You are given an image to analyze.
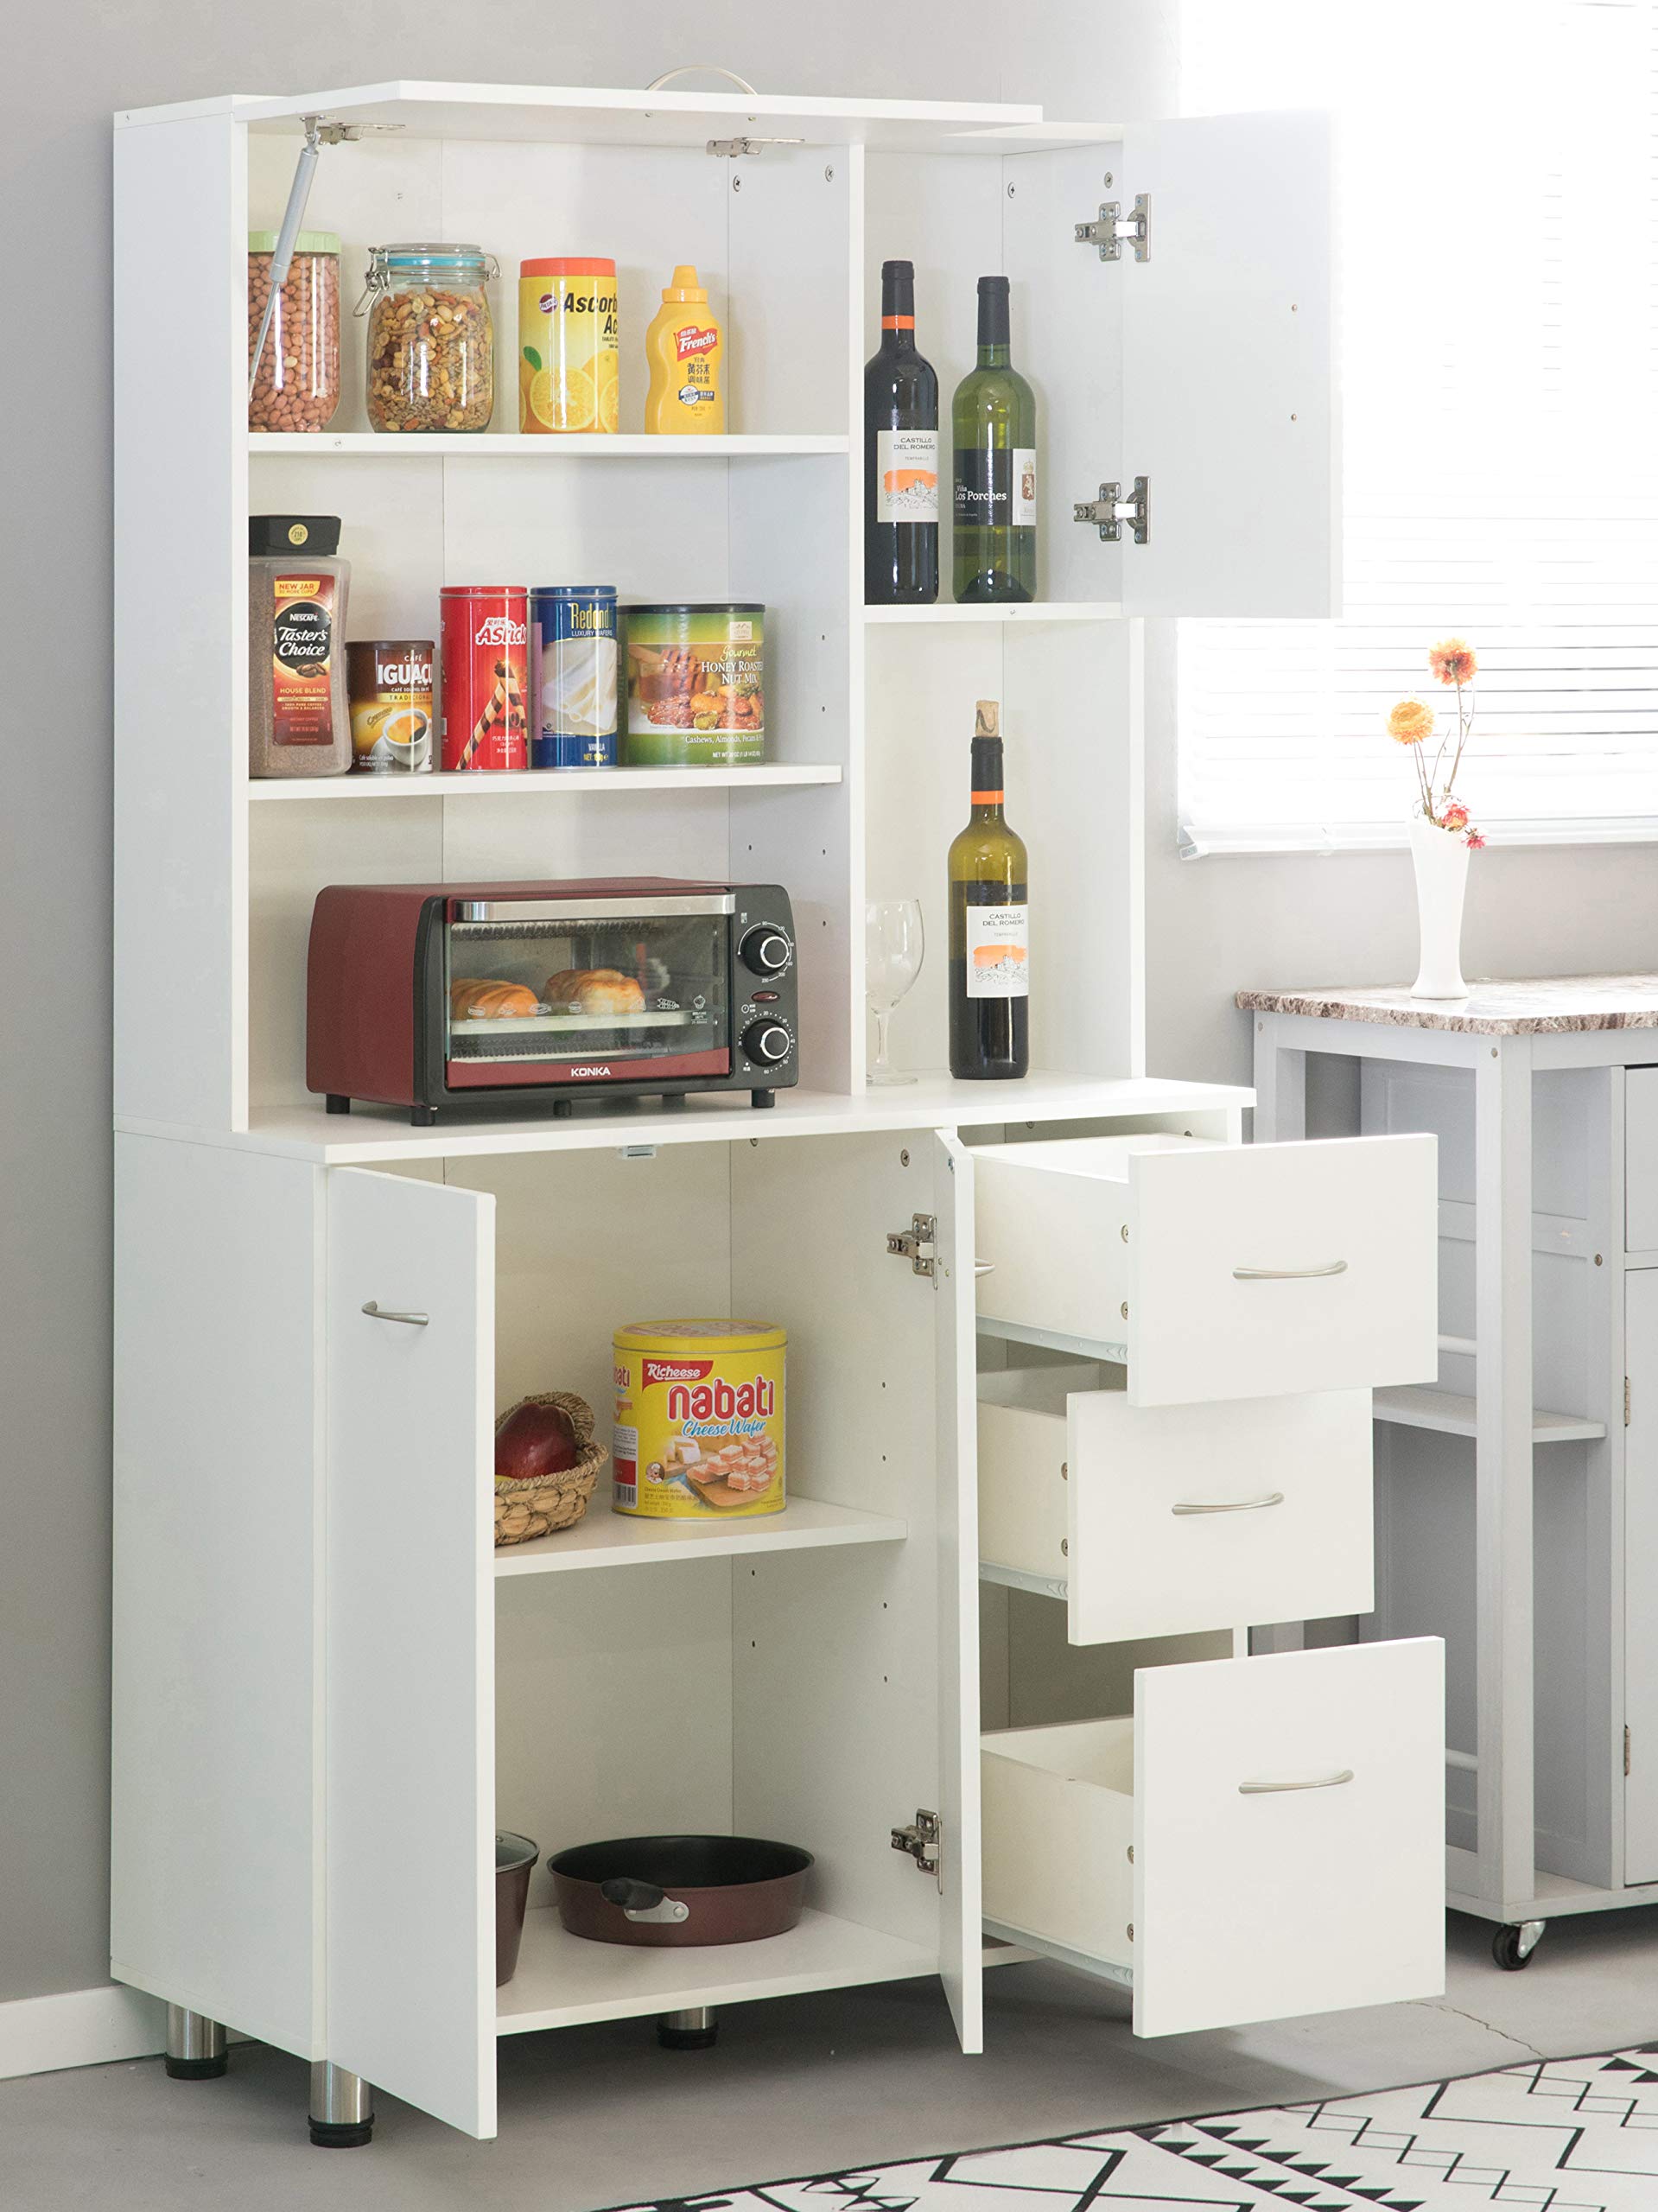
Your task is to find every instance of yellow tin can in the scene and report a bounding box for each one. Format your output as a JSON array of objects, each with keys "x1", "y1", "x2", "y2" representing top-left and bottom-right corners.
[
  {"x1": 612, "y1": 1319, "x2": 785, "y2": 1519},
  {"x1": 518, "y1": 257, "x2": 619, "y2": 434}
]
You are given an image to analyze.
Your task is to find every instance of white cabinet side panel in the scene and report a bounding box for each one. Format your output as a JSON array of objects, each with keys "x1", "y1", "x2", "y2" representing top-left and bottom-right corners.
[
  {"x1": 112, "y1": 1135, "x2": 322, "y2": 2052},
  {"x1": 1626, "y1": 1269, "x2": 1658, "y2": 1883},
  {"x1": 1121, "y1": 111, "x2": 1338, "y2": 617},
  {"x1": 114, "y1": 113, "x2": 246, "y2": 1128},
  {"x1": 327, "y1": 1167, "x2": 495, "y2": 2139}
]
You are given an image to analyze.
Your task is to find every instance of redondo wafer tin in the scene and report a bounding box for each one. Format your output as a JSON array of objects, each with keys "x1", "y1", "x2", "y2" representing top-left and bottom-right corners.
[
  {"x1": 440, "y1": 585, "x2": 528, "y2": 771},
  {"x1": 612, "y1": 1319, "x2": 785, "y2": 1520}
]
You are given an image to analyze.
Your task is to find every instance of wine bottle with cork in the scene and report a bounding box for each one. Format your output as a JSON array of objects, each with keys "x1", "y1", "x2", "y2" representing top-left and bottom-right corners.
[{"x1": 947, "y1": 699, "x2": 1029, "y2": 1080}]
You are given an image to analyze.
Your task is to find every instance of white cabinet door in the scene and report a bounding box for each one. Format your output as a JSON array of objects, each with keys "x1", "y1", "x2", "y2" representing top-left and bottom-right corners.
[
  {"x1": 327, "y1": 1166, "x2": 496, "y2": 2139},
  {"x1": 1626, "y1": 1270, "x2": 1658, "y2": 1882},
  {"x1": 935, "y1": 1134, "x2": 984, "y2": 2053},
  {"x1": 1121, "y1": 111, "x2": 1339, "y2": 617}
]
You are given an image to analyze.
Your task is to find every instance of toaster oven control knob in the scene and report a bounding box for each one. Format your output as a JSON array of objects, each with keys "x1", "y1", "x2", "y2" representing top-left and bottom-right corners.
[
  {"x1": 742, "y1": 1020, "x2": 793, "y2": 1067},
  {"x1": 739, "y1": 925, "x2": 793, "y2": 978}
]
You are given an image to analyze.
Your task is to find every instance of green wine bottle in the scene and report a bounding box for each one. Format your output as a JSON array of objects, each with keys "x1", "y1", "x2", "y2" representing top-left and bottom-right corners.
[
  {"x1": 951, "y1": 276, "x2": 1037, "y2": 603},
  {"x1": 948, "y1": 700, "x2": 1029, "y2": 1080}
]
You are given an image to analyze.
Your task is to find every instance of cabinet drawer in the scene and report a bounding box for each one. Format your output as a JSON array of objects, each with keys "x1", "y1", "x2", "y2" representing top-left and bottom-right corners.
[
  {"x1": 1627, "y1": 1068, "x2": 1658, "y2": 1250},
  {"x1": 971, "y1": 1132, "x2": 1437, "y2": 1405},
  {"x1": 978, "y1": 1365, "x2": 1373, "y2": 1643},
  {"x1": 981, "y1": 1638, "x2": 1445, "y2": 2037}
]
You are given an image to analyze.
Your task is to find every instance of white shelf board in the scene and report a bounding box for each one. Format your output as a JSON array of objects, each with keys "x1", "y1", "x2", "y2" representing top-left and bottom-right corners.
[
  {"x1": 219, "y1": 81, "x2": 1040, "y2": 151},
  {"x1": 864, "y1": 601, "x2": 1123, "y2": 626},
  {"x1": 1373, "y1": 1384, "x2": 1606, "y2": 1445},
  {"x1": 118, "y1": 1071, "x2": 1255, "y2": 1166},
  {"x1": 250, "y1": 431, "x2": 848, "y2": 460},
  {"x1": 497, "y1": 1905, "x2": 937, "y2": 2035},
  {"x1": 247, "y1": 764, "x2": 842, "y2": 804},
  {"x1": 494, "y1": 1494, "x2": 905, "y2": 1577}
]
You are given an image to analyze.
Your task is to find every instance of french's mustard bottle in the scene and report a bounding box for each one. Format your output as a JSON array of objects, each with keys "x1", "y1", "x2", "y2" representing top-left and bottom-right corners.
[{"x1": 644, "y1": 265, "x2": 726, "y2": 434}]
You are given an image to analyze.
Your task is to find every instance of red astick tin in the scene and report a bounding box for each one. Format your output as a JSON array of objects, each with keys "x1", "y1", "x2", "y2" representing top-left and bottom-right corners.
[{"x1": 441, "y1": 586, "x2": 529, "y2": 770}]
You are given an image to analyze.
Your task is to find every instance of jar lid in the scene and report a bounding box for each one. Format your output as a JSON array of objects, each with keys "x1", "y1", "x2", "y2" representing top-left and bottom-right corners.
[
  {"x1": 521, "y1": 257, "x2": 616, "y2": 277},
  {"x1": 614, "y1": 1319, "x2": 786, "y2": 1353},
  {"x1": 248, "y1": 229, "x2": 340, "y2": 255},
  {"x1": 249, "y1": 514, "x2": 342, "y2": 557},
  {"x1": 376, "y1": 241, "x2": 490, "y2": 265}
]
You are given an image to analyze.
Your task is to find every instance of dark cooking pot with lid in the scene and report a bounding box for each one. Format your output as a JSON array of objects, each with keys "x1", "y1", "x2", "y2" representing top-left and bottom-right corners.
[{"x1": 548, "y1": 1834, "x2": 813, "y2": 1948}]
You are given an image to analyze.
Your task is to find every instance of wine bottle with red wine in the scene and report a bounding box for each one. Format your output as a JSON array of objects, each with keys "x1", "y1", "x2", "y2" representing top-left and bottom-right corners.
[{"x1": 864, "y1": 258, "x2": 939, "y2": 605}]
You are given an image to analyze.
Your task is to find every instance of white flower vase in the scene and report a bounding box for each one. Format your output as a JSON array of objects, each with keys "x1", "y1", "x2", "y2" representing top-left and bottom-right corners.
[{"x1": 1408, "y1": 813, "x2": 1470, "y2": 1000}]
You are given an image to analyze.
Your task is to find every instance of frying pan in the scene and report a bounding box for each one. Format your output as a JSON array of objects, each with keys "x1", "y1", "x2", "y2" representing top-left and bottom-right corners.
[{"x1": 548, "y1": 1834, "x2": 812, "y2": 1948}]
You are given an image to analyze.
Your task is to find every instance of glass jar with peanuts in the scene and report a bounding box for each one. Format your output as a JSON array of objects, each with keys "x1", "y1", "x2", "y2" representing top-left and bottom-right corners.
[
  {"x1": 360, "y1": 243, "x2": 499, "y2": 434},
  {"x1": 247, "y1": 230, "x2": 341, "y2": 431}
]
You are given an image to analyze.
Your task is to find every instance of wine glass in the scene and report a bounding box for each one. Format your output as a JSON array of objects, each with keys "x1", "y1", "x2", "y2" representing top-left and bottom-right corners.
[{"x1": 866, "y1": 900, "x2": 925, "y2": 1086}]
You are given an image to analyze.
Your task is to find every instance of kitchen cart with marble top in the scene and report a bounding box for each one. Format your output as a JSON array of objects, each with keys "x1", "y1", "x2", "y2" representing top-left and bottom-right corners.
[
  {"x1": 111, "y1": 76, "x2": 1446, "y2": 2147},
  {"x1": 1244, "y1": 976, "x2": 1658, "y2": 1970}
]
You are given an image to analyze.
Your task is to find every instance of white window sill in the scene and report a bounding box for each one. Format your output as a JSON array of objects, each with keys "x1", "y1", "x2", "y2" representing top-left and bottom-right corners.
[{"x1": 1178, "y1": 817, "x2": 1658, "y2": 858}]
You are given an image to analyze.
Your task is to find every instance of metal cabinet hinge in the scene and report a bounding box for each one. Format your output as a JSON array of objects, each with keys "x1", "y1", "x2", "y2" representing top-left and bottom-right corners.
[
  {"x1": 1628, "y1": 1725, "x2": 1633, "y2": 1777},
  {"x1": 1627, "y1": 1375, "x2": 1632, "y2": 1427},
  {"x1": 707, "y1": 135, "x2": 803, "y2": 157},
  {"x1": 892, "y1": 1808, "x2": 941, "y2": 1877},
  {"x1": 1075, "y1": 477, "x2": 1150, "y2": 545},
  {"x1": 886, "y1": 1213, "x2": 937, "y2": 1277},
  {"x1": 1075, "y1": 193, "x2": 1150, "y2": 262}
]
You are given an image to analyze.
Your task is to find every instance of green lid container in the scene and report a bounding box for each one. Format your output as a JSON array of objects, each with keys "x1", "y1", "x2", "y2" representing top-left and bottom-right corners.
[{"x1": 248, "y1": 230, "x2": 341, "y2": 256}]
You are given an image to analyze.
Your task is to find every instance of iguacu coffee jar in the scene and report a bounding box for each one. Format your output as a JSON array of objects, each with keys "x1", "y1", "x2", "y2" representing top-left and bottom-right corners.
[{"x1": 248, "y1": 515, "x2": 352, "y2": 778}]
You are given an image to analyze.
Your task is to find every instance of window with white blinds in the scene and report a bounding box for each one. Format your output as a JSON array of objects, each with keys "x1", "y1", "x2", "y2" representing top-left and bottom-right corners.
[{"x1": 1178, "y1": 0, "x2": 1658, "y2": 854}]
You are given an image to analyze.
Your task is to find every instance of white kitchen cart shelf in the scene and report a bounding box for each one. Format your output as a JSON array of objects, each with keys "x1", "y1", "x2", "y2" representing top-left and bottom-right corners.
[
  {"x1": 113, "y1": 73, "x2": 1442, "y2": 2152},
  {"x1": 1372, "y1": 1385, "x2": 1606, "y2": 1445},
  {"x1": 245, "y1": 764, "x2": 845, "y2": 803},
  {"x1": 862, "y1": 602, "x2": 1124, "y2": 625}
]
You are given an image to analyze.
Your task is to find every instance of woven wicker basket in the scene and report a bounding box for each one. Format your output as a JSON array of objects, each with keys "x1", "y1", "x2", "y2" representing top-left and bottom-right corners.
[{"x1": 493, "y1": 1390, "x2": 606, "y2": 1546}]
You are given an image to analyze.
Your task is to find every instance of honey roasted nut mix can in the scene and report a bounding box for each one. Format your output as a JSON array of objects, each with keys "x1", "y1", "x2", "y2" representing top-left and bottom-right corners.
[
  {"x1": 440, "y1": 586, "x2": 529, "y2": 771},
  {"x1": 612, "y1": 1320, "x2": 785, "y2": 1520}
]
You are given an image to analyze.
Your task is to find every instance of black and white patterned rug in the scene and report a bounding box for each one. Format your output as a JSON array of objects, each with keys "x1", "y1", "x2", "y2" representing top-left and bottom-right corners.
[{"x1": 613, "y1": 2044, "x2": 1658, "y2": 2210}]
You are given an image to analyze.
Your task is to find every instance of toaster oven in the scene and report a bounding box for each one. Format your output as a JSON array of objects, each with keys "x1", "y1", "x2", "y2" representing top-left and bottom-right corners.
[{"x1": 306, "y1": 879, "x2": 798, "y2": 1123}]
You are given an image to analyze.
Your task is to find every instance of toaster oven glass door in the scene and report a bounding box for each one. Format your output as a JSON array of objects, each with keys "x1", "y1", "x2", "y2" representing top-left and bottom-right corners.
[{"x1": 443, "y1": 898, "x2": 732, "y2": 1085}]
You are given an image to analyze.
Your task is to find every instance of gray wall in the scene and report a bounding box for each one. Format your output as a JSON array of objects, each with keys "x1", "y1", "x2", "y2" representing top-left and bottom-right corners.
[{"x1": 9, "y1": 0, "x2": 1652, "y2": 2013}]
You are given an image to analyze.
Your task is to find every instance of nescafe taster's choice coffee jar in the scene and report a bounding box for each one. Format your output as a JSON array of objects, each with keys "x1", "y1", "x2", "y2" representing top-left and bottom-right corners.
[
  {"x1": 347, "y1": 639, "x2": 435, "y2": 772},
  {"x1": 247, "y1": 514, "x2": 352, "y2": 779}
]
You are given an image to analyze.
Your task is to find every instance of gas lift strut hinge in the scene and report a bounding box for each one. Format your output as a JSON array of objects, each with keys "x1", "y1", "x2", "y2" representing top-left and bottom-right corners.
[
  {"x1": 892, "y1": 1808, "x2": 941, "y2": 1877},
  {"x1": 886, "y1": 1214, "x2": 938, "y2": 1278},
  {"x1": 1075, "y1": 193, "x2": 1150, "y2": 263},
  {"x1": 1075, "y1": 477, "x2": 1150, "y2": 546}
]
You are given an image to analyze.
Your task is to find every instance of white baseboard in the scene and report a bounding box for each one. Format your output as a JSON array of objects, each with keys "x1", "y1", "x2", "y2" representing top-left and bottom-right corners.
[{"x1": 0, "y1": 1984, "x2": 167, "y2": 2081}]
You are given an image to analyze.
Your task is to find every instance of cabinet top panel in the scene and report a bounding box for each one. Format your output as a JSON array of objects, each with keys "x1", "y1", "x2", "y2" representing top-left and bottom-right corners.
[
  {"x1": 119, "y1": 81, "x2": 1044, "y2": 150},
  {"x1": 1240, "y1": 975, "x2": 1658, "y2": 1037}
]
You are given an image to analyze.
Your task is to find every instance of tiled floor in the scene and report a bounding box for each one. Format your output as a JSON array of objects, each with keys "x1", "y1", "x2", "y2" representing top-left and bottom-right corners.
[{"x1": 5, "y1": 1909, "x2": 1658, "y2": 2212}]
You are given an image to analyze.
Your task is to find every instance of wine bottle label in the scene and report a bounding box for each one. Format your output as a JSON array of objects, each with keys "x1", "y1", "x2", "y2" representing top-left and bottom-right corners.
[
  {"x1": 1013, "y1": 448, "x2": 1038, "y2": 528},
  {"x1": 877, "y1": 429, "x2": 939, "y2": 523},
  {"x1": 964, "y1": 905, "x2": 1030, "y2": 998}
]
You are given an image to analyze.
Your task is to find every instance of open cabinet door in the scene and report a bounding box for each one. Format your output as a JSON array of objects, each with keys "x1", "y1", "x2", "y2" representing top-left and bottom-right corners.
[
  {"x1": 1120, "y1": 111, "x2": 1338, "y2": 616},
  {"x1": 935, "y1": 1134, "x2": 983, "y2": 2051},
  {"x1": 327, "y1": 1167, "x2": 497, "y2": 2139}
]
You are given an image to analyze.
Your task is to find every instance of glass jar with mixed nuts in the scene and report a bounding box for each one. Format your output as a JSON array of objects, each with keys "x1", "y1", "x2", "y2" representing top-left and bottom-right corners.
[{"x1": 361, "y1": 243, "x2": 498, "y2": 433}]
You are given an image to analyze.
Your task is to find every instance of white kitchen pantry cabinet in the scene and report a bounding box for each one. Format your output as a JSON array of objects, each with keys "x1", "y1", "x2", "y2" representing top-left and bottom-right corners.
[{"x1": 111, "y1": 79, "x2": 1443, "y2": 2146}]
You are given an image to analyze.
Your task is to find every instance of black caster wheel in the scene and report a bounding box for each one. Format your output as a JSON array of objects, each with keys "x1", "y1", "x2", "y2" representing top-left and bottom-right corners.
[
  {"x1": 165, "y1": 2053, "x2": 228, "y2": 2080},
  {"x1": 1492, "y1": 1920, "x2": 1545, "y2": 1970},
  {"x1": 309, "y1": 2118, "x2": 375, "y2": 2149}
]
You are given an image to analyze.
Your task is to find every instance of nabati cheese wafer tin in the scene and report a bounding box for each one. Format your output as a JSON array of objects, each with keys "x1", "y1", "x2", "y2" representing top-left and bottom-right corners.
[{"x1": 612, "y1": 1319, "x2": 785, "y2": 1518}]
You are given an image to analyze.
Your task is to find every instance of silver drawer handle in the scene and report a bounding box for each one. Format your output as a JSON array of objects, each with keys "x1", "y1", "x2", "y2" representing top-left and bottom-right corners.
[
  {"x1": 1233, "y1": 1261, "x2": 1349, "y2": 1281},
  {"x1": 1171, "y1": 1491, "x2": 1285, "y2": 1516},
  {"x1": 1239, "y1": 1768, "x2": 1355, "y2": 1796},
  {"x1": 361, "y1": 1301, "x2": 429, "y2": 1327},
  {"x1": 974, "y1": 1262, "x2": 997, "y2": 1278}
]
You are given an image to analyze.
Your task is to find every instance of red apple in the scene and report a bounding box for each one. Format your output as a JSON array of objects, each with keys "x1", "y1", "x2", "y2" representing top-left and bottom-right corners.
[{"x1": 495, "y1": 1398, "x2": 581, "y2": 1484}]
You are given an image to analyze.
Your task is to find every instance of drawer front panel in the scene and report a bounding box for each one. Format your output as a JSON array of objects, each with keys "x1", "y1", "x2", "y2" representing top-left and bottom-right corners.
[
  {"x1": 1134, "y1": 1638, "x2": 1444, "y2": 2034},
  {"x1": 1129, "y1": 1135, "x2": 1438, "y2": 1404},
  {"x1": 1067, "y1": 1388, "x2": 1374, "y2": 1642},
  {"x1": 1627, "y1": 1066, "x2": 1658, "y2": 1250}
]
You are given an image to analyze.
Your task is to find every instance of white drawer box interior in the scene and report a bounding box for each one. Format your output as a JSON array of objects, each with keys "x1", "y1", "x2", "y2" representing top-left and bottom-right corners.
[
  {"x1": 977, "y1": 1363, "x2": 1374, "y2": 1643},
  {"x1": 981, "y1": 1637, "x2": 1445, "y2": 2037},
  {"x1": 970, "y1": 1130, "x2": 1439, "y2": 1405}
]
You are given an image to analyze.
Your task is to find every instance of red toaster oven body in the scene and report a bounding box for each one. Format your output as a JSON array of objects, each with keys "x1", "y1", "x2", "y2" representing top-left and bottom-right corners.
[{"x1": 307, "y1": 878, "x2": 798, "y2": 1125}]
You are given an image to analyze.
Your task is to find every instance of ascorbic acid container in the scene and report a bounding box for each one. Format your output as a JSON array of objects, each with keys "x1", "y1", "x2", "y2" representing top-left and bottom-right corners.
[
  {"x1": 518, "y1": 257, "x2": 619, "y2": 433},
  {"x1": 612, "y1": 1320, "x2": 785, "y2": 1519}
]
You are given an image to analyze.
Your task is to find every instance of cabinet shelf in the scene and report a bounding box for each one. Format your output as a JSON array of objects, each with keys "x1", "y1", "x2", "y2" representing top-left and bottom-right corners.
[
  {"x1": 863, "y1": 601, "x2": 1124, "y2": 625},
  {"x1": 1373, "y1": 1384, "x2": 1606, "y2": 1444},
  {"x1": 249, "y1": 432, "x2": 848, "y2": 460},
  {"x1": 496, "y1": 1905, "x2": 937, "y2": 2035},
  {"x1": 494, "y1": 1494, "x2": 905, "y2": 1577},
  {"x1": 246, "y1": 764, "x2": 844, "y2": 804}
]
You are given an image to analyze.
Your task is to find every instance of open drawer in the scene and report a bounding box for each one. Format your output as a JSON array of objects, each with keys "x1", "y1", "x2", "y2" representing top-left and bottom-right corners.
[
  {"x1": 981, "y1": 1638, "x2": 1445, "y2": 2036},
  {"x1": 978, "y1": 1364, "x2": 1373, "y2": 1643},
  {"x1": 971, "y1": 1132, "x2": 1438, "y2": 1405}
]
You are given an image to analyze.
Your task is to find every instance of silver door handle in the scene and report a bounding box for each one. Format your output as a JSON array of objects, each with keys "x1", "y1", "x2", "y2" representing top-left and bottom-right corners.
[
  {"x1": 1171, "y1": 1491, "x2": 1285, "y2": 1516},
  {"x1": 1232, "y1": 1261, "x2": 1348, "y2": 1281},
  {"x1": 1239, "y1": 1768, "x2": 1355, "y2": 1796},
  {"x1": 361, "y1": 1301, "x2": 429, "y2": 1327},
  {"x1": 974, "y1": 1262, "x2": 996, "y2": 1278}
]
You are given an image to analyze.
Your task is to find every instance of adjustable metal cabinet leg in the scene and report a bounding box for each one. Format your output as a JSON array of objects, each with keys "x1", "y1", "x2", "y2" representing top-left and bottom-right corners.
[
  {"x1": 309, "y1": 2061, "x2": 375, "y2": 2148},
  {"x1": 657, "y1": 2005, "x2": 719, "y2": 2049},
  {"x1": 165, "y1": 2005, "x2": 228, "y2": 2079}
]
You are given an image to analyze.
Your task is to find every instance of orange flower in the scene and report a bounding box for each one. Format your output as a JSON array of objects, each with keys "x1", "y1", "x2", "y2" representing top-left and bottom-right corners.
[
  {"x1": 1429, "y1": 638, "x2": 1477, "y2": 686},
  {"x1": 1441, "y1": 800, "x2": 1469, "y2": 830},
  {"x1": 1387, "y1": 698, "x2": 1435, "y2": 746}
]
